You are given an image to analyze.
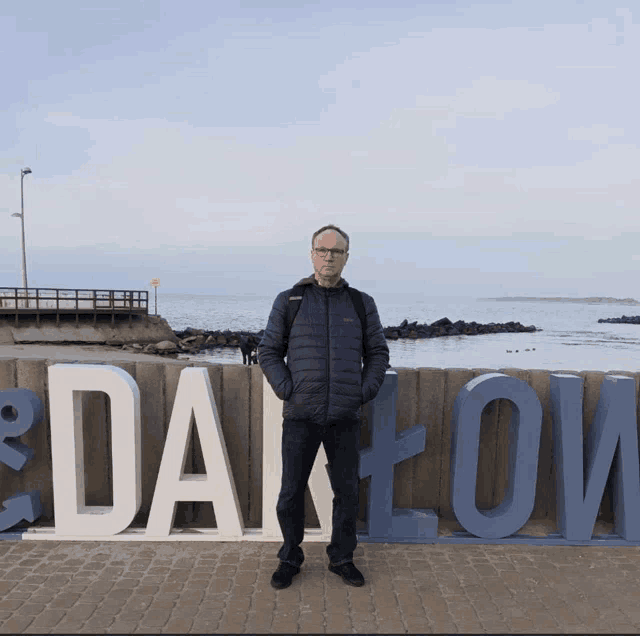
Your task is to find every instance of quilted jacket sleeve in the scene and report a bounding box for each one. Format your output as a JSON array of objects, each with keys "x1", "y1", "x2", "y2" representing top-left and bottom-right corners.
[
  {"x1": 257, "y1": 290, "x2": 294, "y2": 401},
  {"x1": 361, "y1": 291, "x2": 390, "y2": 405}
]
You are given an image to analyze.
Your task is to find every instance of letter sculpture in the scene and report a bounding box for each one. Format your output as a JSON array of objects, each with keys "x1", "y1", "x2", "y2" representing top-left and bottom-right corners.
[
  {"x1": 359, "y1": 371, "x2": 438, "y2": 541},
  {"x1": 551, "y1": 374, "x2": 640, "y2": 541},
  {"x1": 0, "y1": 388, "x2": 43, "y2": 532},
  {"x1": 450, "y1": 373, "x2": 543, "y2": 539},
  {"x1": 48, "y1": 364, "x2": 142, "y2": 536}
]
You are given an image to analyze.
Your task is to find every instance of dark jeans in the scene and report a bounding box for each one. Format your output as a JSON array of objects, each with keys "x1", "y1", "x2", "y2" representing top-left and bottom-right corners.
[{"x1": 276, "y1": 417, "x2": 360, "y2": 568}]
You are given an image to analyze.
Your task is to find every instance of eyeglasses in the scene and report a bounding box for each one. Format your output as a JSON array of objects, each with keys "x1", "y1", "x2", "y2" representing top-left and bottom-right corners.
[{"x1": 314, "y1": 248, "x2": 346, "y2": 258}]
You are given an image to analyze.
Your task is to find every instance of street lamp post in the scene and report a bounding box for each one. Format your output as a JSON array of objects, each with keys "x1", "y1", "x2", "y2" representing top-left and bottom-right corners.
[{"x1": 11, "y1": 167, "x2": 31, "y2": 306}]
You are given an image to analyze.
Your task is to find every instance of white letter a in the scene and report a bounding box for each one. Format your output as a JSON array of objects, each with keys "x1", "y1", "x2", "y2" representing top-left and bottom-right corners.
[{"x1": 146, "y1": 368, "x2": 244, "y2": 537}]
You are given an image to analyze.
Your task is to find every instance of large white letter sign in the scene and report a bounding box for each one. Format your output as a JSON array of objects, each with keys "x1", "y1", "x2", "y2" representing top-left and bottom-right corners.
[
  {"x1": 550, "y1": 374, "x2": 640, "y2": 541},
  {"x1": 48, "y1": 364, "x2": 142, "y2": 536},
  {"x1": 146, "y1": 368, "x2": 244, "y2": 538},
  {"x1": 450, "y1": 373, "x2": 543, "y2": 539}
]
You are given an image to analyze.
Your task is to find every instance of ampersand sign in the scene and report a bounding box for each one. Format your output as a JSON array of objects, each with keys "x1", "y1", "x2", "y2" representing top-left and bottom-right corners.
[{"x1": 0, "y1": 389, "x2": 43, "y2": 532}]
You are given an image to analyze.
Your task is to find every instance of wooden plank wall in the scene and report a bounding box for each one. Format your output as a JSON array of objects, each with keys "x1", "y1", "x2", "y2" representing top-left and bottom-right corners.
[{"x1": 0, "y1": 355, "x2": 631, "y2": 531}]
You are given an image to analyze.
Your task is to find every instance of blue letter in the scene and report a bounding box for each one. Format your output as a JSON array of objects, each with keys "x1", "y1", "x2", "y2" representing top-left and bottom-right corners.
[
  {"x1": 0, "y1": 389, "x2": 43, "y2": 531},
  {"x1": 450, "y1": 373, "x2": 542, "y2": 539},
  {"x1": 551, "y1": 374, "x2": 640, "y2": 541},
  {"x1": 359, "y1": 371, "x2": 438, "y2": 541}
]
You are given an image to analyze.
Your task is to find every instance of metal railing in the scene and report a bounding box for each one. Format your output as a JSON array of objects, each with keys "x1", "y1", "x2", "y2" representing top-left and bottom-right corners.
[{"x1": 0, "y1": 287, "x2": 149, "y2": 326}]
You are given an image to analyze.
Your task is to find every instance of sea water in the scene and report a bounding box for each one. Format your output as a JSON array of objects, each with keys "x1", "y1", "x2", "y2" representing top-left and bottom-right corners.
[{"x1": 155, "y1": 292, "x2": 640, "y2": 373}]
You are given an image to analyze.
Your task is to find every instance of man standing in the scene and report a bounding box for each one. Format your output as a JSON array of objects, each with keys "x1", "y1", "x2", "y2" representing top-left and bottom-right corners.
[{"x1": 258, "y1": 225, "x2": 390, "y2": 589}]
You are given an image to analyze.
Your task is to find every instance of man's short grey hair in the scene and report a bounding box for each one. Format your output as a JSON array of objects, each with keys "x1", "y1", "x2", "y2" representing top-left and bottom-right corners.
[{"x1": 311, "y1": 224, "x2": 350, "y2": 251}]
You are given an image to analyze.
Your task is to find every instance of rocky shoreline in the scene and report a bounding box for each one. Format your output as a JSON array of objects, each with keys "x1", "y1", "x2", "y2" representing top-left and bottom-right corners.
[{"x1": 104, "y1": 317, "x2": 542, "y2": 358}]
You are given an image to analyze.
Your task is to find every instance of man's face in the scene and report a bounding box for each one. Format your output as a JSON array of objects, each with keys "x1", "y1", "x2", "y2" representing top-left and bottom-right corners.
[{"x1": 310, "y1": 230, "x2": 349, "y2": 280}]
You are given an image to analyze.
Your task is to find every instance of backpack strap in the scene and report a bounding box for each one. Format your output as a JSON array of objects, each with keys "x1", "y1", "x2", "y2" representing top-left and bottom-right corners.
[
  {"x1": 346, "y1": 287, "x2": 368, "y2": 360},
  {"x1": 284, "y1": 284, "x2": 368, "y2": 360},
  {"x1": 284, "y1": 284, "x2": 307, "y2": 358}
]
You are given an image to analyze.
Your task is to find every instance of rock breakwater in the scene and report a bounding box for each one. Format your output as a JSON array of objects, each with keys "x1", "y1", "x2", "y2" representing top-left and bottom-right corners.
[
  {"x1": 106, "y1": 318, "x2": 541, "y2": 358},
  {"x1": 598, "y1": 315, "x2": 640, "y2": 324},
  {"x1": 382, "y1": 317, "x2": 539, "y2": 340}
]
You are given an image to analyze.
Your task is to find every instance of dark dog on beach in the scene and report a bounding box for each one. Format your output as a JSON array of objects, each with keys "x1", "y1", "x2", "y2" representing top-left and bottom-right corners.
[{"x1": 239, "y1": 335, "x2": 260, "y2": 365}]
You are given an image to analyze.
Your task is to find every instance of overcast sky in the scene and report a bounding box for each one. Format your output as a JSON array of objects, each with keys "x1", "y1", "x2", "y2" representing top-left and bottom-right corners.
[{"x1": 1, "y1": 0, "x2": 638, "y2": 299}]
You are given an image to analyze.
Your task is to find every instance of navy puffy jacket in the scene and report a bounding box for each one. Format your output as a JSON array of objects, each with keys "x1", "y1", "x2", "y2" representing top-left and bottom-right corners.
[{"x1": 258, "y1": 274, "x2": 390, "y2": 426}]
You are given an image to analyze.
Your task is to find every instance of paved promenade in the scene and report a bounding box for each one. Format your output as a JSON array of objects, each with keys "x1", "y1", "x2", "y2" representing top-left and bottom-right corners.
[{"x1": 0, "y1": 539, "x2": 638, "y2": 634}]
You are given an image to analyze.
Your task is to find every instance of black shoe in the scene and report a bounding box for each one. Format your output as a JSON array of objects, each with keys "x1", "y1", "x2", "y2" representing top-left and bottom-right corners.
[
  {"x1": 328, "y1": 561, "x2": 365, "y2": 587},
  {"x1": 271, "y1": 562, "x2": 301, "y2": 589}
]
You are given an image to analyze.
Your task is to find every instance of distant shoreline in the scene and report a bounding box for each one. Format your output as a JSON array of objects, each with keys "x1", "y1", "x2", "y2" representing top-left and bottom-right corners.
[{"x1": 483, "y1": 296, "x2": 640, "y2": 306}]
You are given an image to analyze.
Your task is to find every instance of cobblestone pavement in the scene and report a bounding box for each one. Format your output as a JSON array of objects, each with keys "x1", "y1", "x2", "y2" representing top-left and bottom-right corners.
[{"x1": 0, "y1": 539, "x2": 639, "y2": 634}]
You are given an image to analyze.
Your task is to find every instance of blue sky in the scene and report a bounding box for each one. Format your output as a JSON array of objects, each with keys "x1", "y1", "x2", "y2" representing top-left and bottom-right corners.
[{"x1": 1, "y1": 0, "x2": 638, "y2": 299}]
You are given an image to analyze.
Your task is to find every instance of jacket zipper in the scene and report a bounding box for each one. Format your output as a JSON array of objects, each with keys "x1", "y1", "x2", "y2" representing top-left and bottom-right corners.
[{"x1": 325, "y1": 288, "x2": 330, "y2": 425}]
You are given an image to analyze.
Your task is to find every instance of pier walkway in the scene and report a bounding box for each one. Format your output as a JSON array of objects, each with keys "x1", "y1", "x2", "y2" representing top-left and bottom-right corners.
[{"x1": 0, "y1": 287, "x2": 148, "y2": 327}]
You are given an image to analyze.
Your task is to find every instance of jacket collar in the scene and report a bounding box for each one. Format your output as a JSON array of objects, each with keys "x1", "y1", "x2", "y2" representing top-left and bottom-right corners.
[{"x1": 296, "y1": 273, "x2": 348, "y2": 289}]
